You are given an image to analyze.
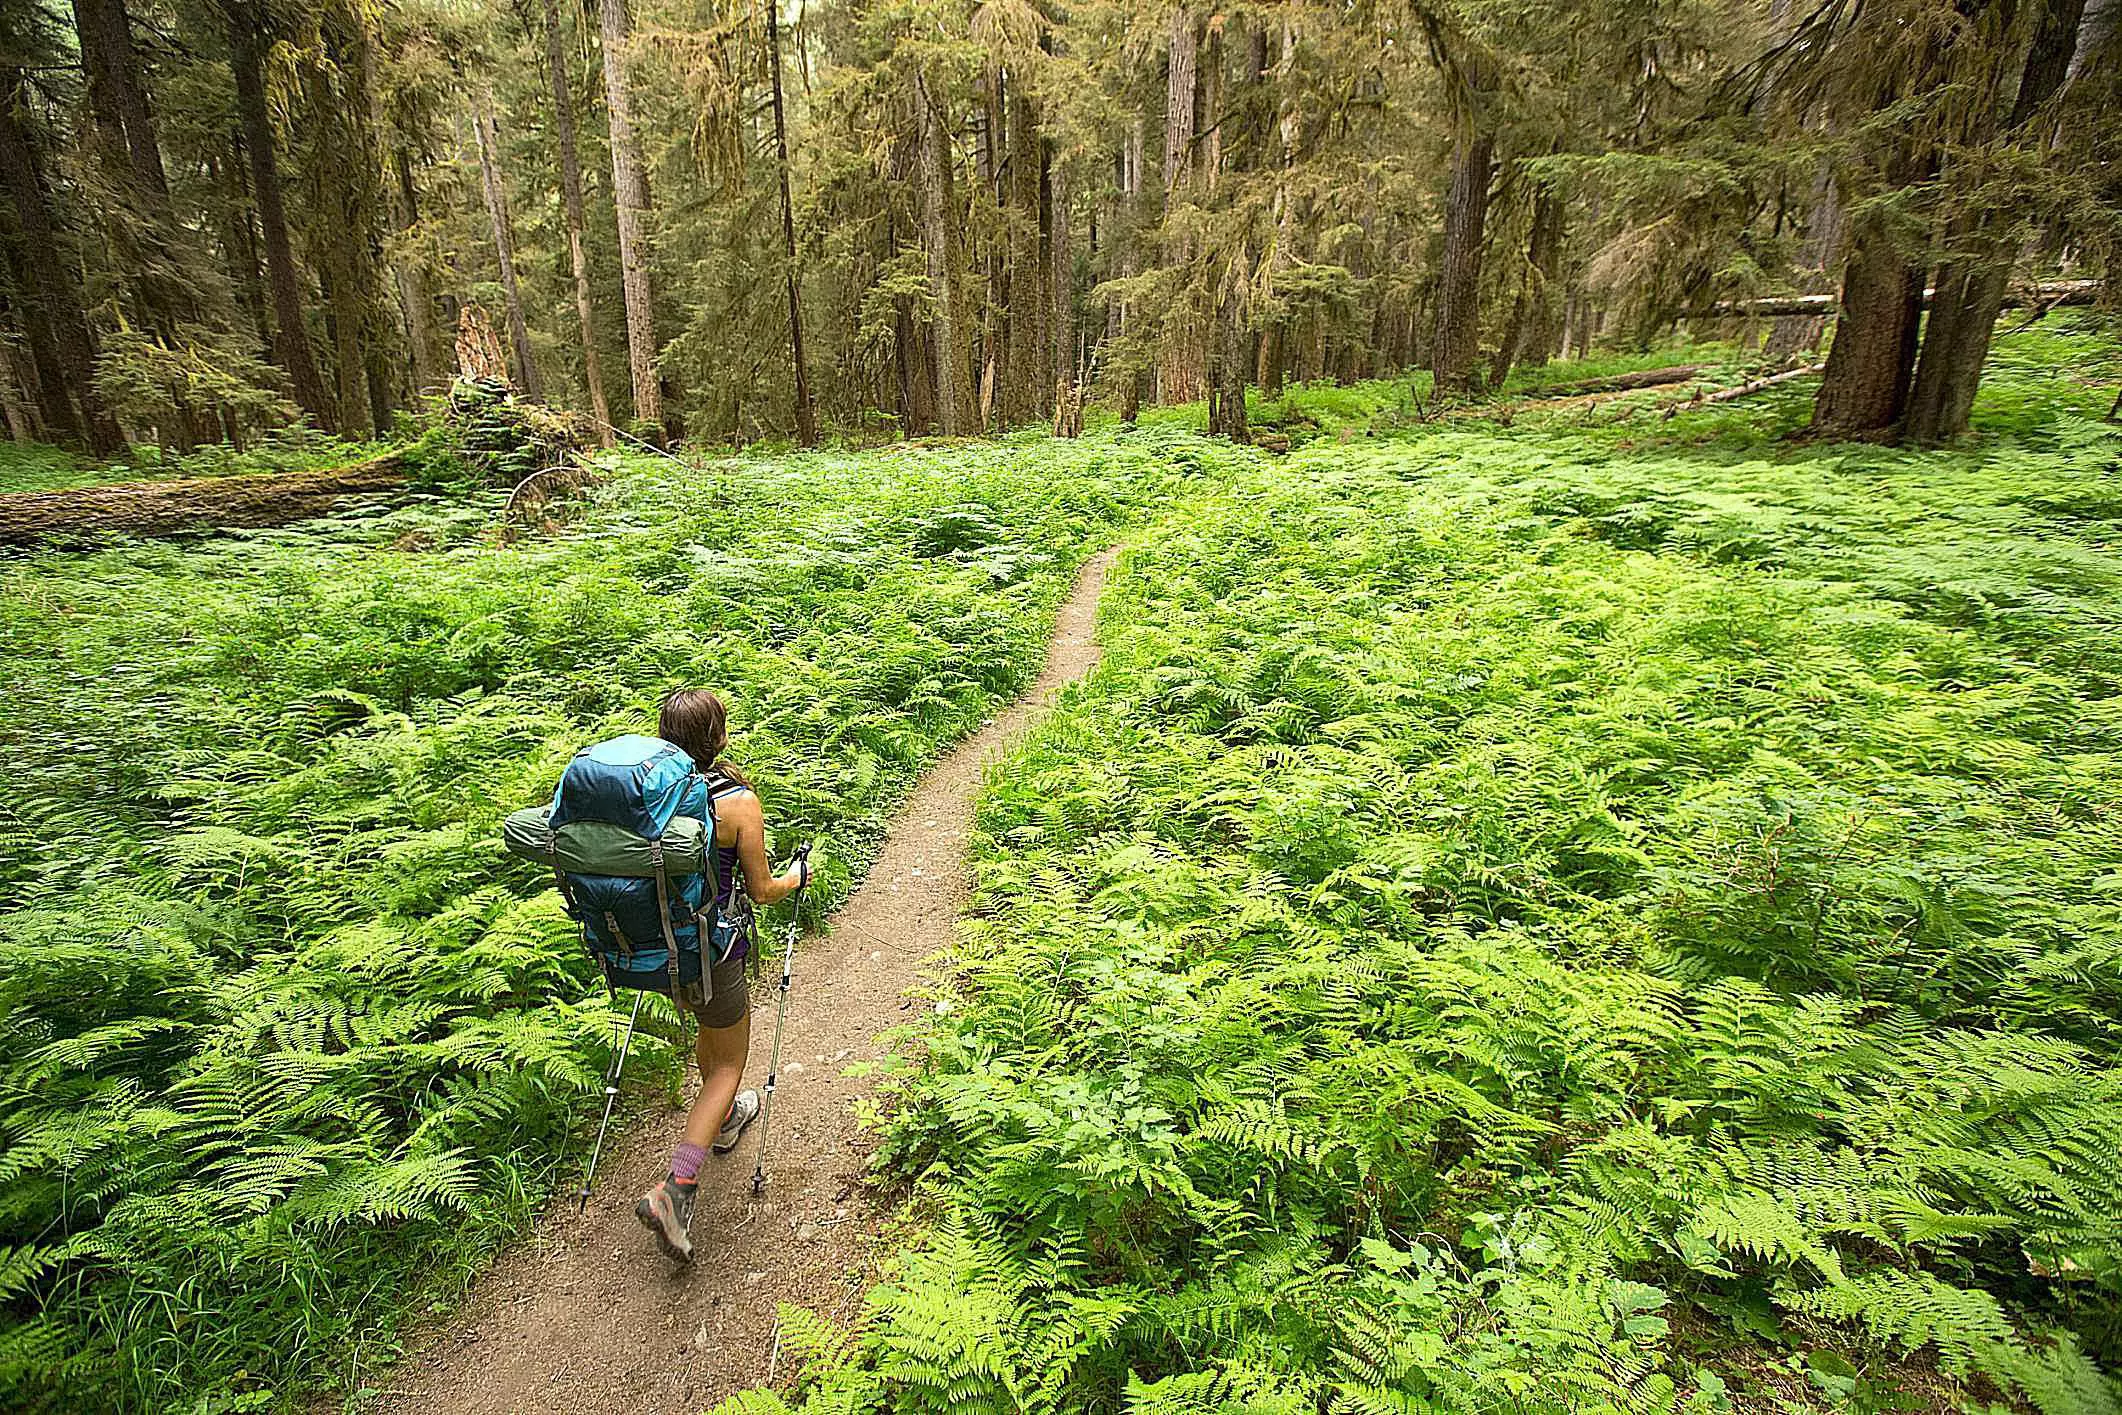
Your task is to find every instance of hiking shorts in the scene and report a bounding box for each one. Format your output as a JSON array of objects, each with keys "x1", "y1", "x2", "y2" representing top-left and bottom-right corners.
[{"x1": 691, "y1": 951, "x2": 750, "y2": 1030}]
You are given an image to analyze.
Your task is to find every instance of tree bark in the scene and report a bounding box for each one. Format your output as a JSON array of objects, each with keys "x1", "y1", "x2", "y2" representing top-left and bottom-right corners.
[
  {"x1": 1118, "y1": 119, "x2": 1146, "y2": 422},
  {"x1": 307, "y1": 17, "x2": 394, "y2": 438},
  {"x1": 1766, "y1": 161, "x2": 1839, "y2": 356},
  {"x1": 915, "y1": 66, "x2": 975, "y2": 435},
  {"x1": 1431, "y1": 128, "x2": 1494, "y2": 394},
  {"x1": 1005, "y1": 86, "x2": 1044, "y2": 426},
  {"x1": 1, "y1": 266, "x2": 58, "y2": 443},
  {"x1": 0, "y1": 67, "x2": 122, "y2": 451},
  {"x1": 1163, "y1": 9, "x2": 1196, "y2": 193},
  {"x1": 1808, "y1": 210, "x2": 1923, "y2": 436},
  {"x1": 74, "y1": 0, "x2": 213, "y2": 451},
  {"x1": 214, "y1": 145, "x2": 272, "y2": 355},
  {"x1": 599, "y1": 0, "x2": 662, "y2": 435},
  {"x1": 541, "y1": 0, "x2": 610, "y2": 432},
  {"x1": 388, "y1": 148, "x2": 445, "y2": 396},
  {"x1": 73, "y1": 0, "x2": 170, "y2": 200},
  {"x1": 1260, "y1": 17, "x2": 1298, "y2": 398},
  {"x1": 228, "y1": 10, "x2": 331, "y2": 428},
  {"x1": 1902, "y1": 0, "x2": 2088, "y2": 443},
  {"x1": 765, "y1": 0, "x2": 816, "y2": 445},
  {"x1": 0, "y1": 328, "x2": 30, "y2": 443},
  {"x1": 1206, "y1": 21, "x2": 1263, "y2": 440},
  {"x1": 1206, "y1": 264, "x2": 1248, "y2": 440},
  {"x1": 1158, "y1": 7, "x2": 1201, "y2": 404},
  {"x1": 474, "y1": 100, "x2": 542, "y2": 400},
  {"x1": 1520, "y1": 182, "x2": 1565, "y2": 369},
  {"x1": 1048, "y1": 147, "x2": 1072, "y2": 395},
  {"x1": 1489, "y1": 175, "x2": 1562, "y2": 388}
]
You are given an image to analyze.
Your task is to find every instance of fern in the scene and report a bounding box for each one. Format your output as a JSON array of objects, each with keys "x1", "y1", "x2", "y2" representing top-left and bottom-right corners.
[{"x1": 0, "y1": 428, "x2": 1207, "y2": 1411}]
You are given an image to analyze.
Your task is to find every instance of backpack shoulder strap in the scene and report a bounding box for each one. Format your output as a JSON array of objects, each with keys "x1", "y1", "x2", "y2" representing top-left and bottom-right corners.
[{"x1": 702, "y1": 767, "x2": 749, "y2": 801}]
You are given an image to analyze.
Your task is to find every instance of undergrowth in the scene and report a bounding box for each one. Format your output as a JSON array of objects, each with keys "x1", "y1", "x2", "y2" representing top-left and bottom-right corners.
[
  {"x1": 0, "y1": 430, "x2": 399, "y2": 497},
  {"x1": 0, "y1": 430, "x2": 1227, "y2": 1411},
  {"x1": 736, "y1": 325, "x2": 2122, "y2": 1415}
]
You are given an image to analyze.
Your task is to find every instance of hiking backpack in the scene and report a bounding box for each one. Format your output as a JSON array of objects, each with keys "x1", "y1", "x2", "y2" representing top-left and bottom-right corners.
[{"x1": 502, "y1": 734, "x2": 749, "y2": 1004}]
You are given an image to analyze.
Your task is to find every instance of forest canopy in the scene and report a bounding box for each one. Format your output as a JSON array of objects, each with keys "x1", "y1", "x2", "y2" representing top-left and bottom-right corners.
[{"x1": 0, "y1": 0, "x2": 2114, "y2": 459}]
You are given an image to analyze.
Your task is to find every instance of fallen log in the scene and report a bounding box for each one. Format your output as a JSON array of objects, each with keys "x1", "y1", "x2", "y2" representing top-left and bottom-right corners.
[
  {"x1": 0, "y1": 451, "x2": 408, "y2": 548},
  {"x1": 1661, "y1": 363, "x2": 1825, "y2": 419},
  {"x1": 1518, "y1": 364, "x2": 1701, "y2": 397},
  {"x1": 1704, "y1": 279, "x2": 2099, "y2": 320}
]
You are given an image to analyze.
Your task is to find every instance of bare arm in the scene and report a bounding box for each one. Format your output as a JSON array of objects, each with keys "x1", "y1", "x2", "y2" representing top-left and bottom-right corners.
[{"x1": 719, "y1": 791, "x2": 806, "y2": 904}]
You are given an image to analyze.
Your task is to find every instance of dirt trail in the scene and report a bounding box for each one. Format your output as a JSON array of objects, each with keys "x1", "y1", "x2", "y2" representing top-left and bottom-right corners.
[{"x1": 372, "y1": 547, "x2": 1118, "y2": 1415}]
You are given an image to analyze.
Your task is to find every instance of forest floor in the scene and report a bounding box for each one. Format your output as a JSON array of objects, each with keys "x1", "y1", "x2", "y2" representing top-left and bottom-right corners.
[{"x1": 364, "y1": 547, "x2": 1117, "y2": 1415}]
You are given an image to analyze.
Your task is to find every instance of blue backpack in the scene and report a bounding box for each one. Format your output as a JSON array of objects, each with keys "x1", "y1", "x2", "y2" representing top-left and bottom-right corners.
[{"x1": 505, "y1": 734, "x2": 748, "y2": 1005}]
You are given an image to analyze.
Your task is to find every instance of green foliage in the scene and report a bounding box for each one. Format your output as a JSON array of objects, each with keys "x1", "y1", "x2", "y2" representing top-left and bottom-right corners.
[
  {"x1": 0, "y1": 432, "x2": 398, "y2": 496},
  {"x1": 736, "y1": 330, "x2": 2122, "y2": 1415},
  {"x1": 0, "y1": 443, "x2": 88, "y2": 496},
  {"x1": 91, "y1": 329, "x2": 303, "y2": 447},
  {"x1": 0, "y1": 428, "x2": 1226, "y2": 1411}
]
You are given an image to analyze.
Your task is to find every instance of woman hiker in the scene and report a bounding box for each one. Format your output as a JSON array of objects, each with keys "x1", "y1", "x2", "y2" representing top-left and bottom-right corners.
[{"x1": 634, "y1": 688, "x2": 812, "y2": 1262}]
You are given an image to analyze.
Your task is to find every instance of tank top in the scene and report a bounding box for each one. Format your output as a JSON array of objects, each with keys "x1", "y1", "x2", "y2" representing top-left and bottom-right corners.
[{"x1": 701, "y1": 768, "x2": 752, "y2": 959}]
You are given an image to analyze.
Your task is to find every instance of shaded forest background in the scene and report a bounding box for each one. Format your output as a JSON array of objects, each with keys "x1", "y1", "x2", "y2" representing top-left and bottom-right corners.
[{"x1": 2, "y1": 0, "x2": 2118, "y2": 460}]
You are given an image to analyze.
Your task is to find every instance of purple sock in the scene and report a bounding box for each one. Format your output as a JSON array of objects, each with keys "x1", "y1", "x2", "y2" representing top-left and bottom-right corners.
[{"x1": 671, "y1": 1142, "x2": 708, "y2": 1185}]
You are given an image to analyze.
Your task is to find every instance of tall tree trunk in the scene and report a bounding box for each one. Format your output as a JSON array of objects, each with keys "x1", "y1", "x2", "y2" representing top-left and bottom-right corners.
[
  {"x1": 1902, "y1": 0, "x2": 2088, "y2": 443},
  {"x1": 0, "y1": 326, "x2": 30, "y2": 443},
  {"x1": 1809, "y1": 208, "x2": 1923, "y2": 436},
  {"x1": 305, "y1": 16, "x2": 393, "y2": 438},
  {"x1": 74, "y1": 0, "x2": 170, "y2": 200},
  {"x1": 766, "y1": 0, "x2": 816, "y2": 445},
  {"x1": 1162, "y1": 9, "x2": 1197, "y2": 192},
  {"x1": 228, "y1": 10, "x2": 331, "y2": 427},
  {"x1": 1766, "y1": 161, "x2": 1840, "y2": 356},
  {"x1": 1005, "y1": 85, "x2": 1044, "y2": 426},
  {"x1": 1, "y1": 256, "x2": 68, "y2": 444},
  {"x1": 1048, "y1": 146, "x2": 1071, "y2": 396},
  {"x1": 1488, "y1": 175, "x2": 1563, "y2": 388},
  {"x1": 388, "y1": 148, "x2": 445, "y2": 396},
  {"x1": 1206, "y1": 262, "x2": 1248, "y2": 440},
  {"x1": 75, "y1": 0, "x2": 218, "y2": 447},
  {"x1": 371, "y1": 51, "x2": 438, "y2": 403},
  {"x1": 1117, "y1": 119, "x2": 1146, "y2": 421},
  {"x1": 1519, "y1": 182, "x2": 1565, "y2": 369},
  {"x1": 214, "y1": 146, "x2": 272, "y2": 356},
  {"x1": 1159, "y1": 7, "x2": 1200, "y2": 404},
  {"x1": 1259, "y1": 17, "x2": 1299, "y2": 398},
  {"x1": 915, "y1": 67, "x2": 975, "y2": 435},
  {"x1": 1431, "y1": 126, "x2": 1494, "y2": 394},
  {"x1": 354, "y1": 31, "x2": 397, "y2": 432},
  {"x1": 474, "y1": 99, "x2": 542, "y2": 400},
  {"x1": 542, "y1": 0, "x2": 610, "y2": 432},
  {"x1": 599, "y1": 0, "x2": 662, "y2": 435},
  {"x1": 0, "y1": 67, "x2": 122, "y2": 452},
  {"x1": 1206, "y1": 22, "x2": 1263, "y2": 440}
]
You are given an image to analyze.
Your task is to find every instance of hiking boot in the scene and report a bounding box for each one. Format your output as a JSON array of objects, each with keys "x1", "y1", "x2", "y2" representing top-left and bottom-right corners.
[
  {"x1": 635, "y1": 1177, "x2": 696, "y2": 1263},
  {"x1": 714, "y1": 1089, "x2": 761, "y2": 1154}
]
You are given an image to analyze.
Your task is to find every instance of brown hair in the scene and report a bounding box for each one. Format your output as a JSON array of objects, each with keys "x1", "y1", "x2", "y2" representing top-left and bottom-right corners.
[{"x1": 658, "y1": 688, "x2": 751, "y2": 787}]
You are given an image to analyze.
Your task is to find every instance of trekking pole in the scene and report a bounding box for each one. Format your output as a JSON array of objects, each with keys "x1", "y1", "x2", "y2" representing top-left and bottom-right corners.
[
  {"x1": 579, "y1": 989, "x2": 645, "y2": 1213},
  {"x1": 751, "y1": 846, "x2": 810, "y2": 1198}
]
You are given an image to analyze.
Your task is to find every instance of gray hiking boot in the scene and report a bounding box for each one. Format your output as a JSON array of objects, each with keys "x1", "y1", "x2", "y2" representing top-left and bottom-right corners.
[
  {"x1": 635, "y1": 1177, "x2": 696, "y2": 1263},
  {"x1": 714, "y1": 1089, "x2": 761, "y2": 1154}
]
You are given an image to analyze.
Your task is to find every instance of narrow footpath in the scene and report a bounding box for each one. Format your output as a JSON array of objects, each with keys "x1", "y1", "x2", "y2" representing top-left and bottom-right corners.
[{"x1": 373, "y1": 546, "x2": 1119, "y2": 1415}]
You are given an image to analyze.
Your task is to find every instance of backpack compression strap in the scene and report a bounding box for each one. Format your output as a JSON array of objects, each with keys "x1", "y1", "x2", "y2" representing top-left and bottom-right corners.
[
  {"x1": 543, "y1": 820, "x2": 613, "y2": 986},
  {"x1": 648, "y1": 838, "x2": 710, "y2": 1007}
]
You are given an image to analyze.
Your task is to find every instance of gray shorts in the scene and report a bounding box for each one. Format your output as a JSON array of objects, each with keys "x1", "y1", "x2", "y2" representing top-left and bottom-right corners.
[{"x1": 691, "y1": 950, "x2": 751, "y2": 1030}]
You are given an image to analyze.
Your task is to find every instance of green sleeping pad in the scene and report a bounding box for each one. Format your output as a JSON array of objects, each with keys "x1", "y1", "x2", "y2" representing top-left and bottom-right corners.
[{"x1": 501, "y1": 805, "x2": 710, "y2": 877}]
